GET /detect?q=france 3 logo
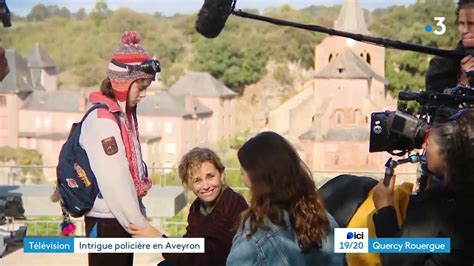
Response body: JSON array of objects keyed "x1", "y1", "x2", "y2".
[{"x1": 334, "y1": 228, "x2": 368, "y2": 253}]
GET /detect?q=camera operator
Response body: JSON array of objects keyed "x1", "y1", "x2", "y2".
[
  {"x1": 426, "y1": 0, "x2": 474, "y2": 92},
  {"x1": 372, "y1": 109, "x2": 474, "y2": 265}
]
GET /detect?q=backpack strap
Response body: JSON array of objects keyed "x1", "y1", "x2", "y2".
[
  {"x1": 82, "y1": 103, "x2": 122, "y2": 132},
  {"x1": 79, "y1": 103, "x2": 122, "y2": 200}
]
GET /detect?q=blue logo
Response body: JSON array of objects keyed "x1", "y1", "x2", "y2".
[
  {"x1": 347, "y1": 232, "x2": 354, "y2": 239},
  {"x1": 347, "y1": 232, "x2": 364, "y2": 240}
]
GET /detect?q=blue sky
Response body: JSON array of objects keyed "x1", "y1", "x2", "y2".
[{"x1": 10, "y1": 0, "x2": 418, "y2": 17}]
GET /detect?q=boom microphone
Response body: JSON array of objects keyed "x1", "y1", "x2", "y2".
[
  {"x1": 195, "y1": 0, "x2": 235, "y2": 38},
  {"x1": 195, "y1": 0, "x2": 469, "y2": 59}
]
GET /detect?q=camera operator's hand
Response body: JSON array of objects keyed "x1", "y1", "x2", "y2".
[
  {"x1": 459, "y1": 55, "x2": 474, "y2": 85},
  {"x1": 373, "y1": 175, "x2": 396, "y2": 210}
]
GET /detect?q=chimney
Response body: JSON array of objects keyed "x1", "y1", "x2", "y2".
[
  {"x1": 79, "y1": 90, "x2": 87, "y2": 112},
  {"x1": 185, "y1": 96, "x2": 197, "y2": 119}
]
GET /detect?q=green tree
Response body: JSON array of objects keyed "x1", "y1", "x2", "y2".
[
  {"x1": 26, "y1": 4, "x2": 71, "y2": 21},
  {"x1": 57, "y1": 7, "x2": 71, "y2": 18},
  {"x1": 192, "y1": 35, "x2": 268, "y2": 91},
  {"x1": 90, "y1": 0, "x2": 111, "y2": 26},
  {"x1": 273, "y1": 64, "x2": 294, "y2": 87},
  {"x1": 229, "y1": 129, "x2": 251, "y2": 150},
  {"x1": 105, "y1": 8, "x2": 156, "y2": 33},
  {"x1": 11, "y1": 13, "x2": 26, "y2": 22},
  {"x1": 369, "y1": 0, "x2": 457, "y2": 98},
  {"x1": 26, "y1": 4, "x2": 49, "y2": 22},
  {"x1": 73, "y1": 8, "x2": 87, "y2": 20},
  {"x1": 6, "y1": 1, "x2": 459, "y2": 94}
]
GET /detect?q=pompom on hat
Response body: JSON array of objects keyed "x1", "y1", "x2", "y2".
[{"x1": 107, "y1": 31, "x2": 155, "y2": 102}]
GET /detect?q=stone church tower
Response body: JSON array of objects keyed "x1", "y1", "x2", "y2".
[
  {"x1": 266, "y1": 0, "x2": 415, "y2": 183},
  {"x1": 315, "y1": 0, "x2": 384, "y2": 77}
]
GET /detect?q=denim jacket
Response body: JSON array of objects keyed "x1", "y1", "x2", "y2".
[{"x1": 227, "y1": 211, "x2": 343, "y2": 266}]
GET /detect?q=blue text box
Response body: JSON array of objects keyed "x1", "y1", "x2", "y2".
[
  {"x1": 369, "y1": 238, "x2": 450, "y2": 253},
  {"x1": 24, "y1": 237, "x2": 74, "y2": 253}
]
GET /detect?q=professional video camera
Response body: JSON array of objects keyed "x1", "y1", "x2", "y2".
[
  {"x1": 369, "y1": 85, "x2": 474, "y2": 156},
  {"x1": 369, "y1": 110, "x2": 429, "y2": 155},
  {"x1": 369, "y1": 85, "x2": 474, "y2": 187},
  {"x1": 0, "y1": 3, "x2": 26, "y2": 257},
  {"x1": 0, "y1": 195, "x2": 26, "y2": 225},
  {"x1": 0, "y1": 195, "x2": 26, "y2": 258},
  {"x1": 0, "y1": 226, "x2": 26, "y2": 258}
]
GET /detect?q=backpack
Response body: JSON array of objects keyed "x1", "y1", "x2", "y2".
[{"x1": 56, "y1": 103, "x2": 121, "y2": 218}]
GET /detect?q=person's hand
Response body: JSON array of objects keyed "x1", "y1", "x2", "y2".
[
  {"x1": 372, "y1": 175, "x2": 396, "y2": 210},
  {"x1": 459, "y1": 55, "x2": 474, "y2": 85},
  {"x1": 126, "y1": 220, "x2": 163, "y2": 238}
]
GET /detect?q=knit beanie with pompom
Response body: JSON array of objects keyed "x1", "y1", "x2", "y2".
[{"x1": 107, "y1": 31, "x2": 155, "y2": 102}]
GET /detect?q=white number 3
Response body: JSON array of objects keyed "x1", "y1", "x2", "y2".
[{"x1": 433, "y1": 17, "x2": 446, "y2": 35}]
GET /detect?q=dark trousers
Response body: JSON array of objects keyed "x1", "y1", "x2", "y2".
[{"x1": 85, "y1": 217, "x2": 133, "y2": 266}]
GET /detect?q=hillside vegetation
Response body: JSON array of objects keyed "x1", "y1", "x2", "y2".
[{"x1": 1, "y1": 0, "x2": 457, "y2": 98}]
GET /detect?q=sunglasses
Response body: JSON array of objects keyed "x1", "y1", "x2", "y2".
[{"x1": 111, "y1": 59, "x2": 161, "y2": 75}]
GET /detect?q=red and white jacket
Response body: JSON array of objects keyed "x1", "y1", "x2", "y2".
[{"x1": 79, "y1": 91, "x2": 152, "y2": 229}]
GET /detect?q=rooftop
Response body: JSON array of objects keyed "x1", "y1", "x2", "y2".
[
  {"x1": 315, "y1": 49, "x2": 385, "y2": 82},
  {"x1": 168, "y1": 72, "x2": 237, "y2": 98},
  {"x1": 0, "y1": 50, "x2": 43, "y2": 94}
]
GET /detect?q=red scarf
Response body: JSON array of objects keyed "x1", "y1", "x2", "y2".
[
  {"x1": 121, "y1": 111, "x2": 152, "y2": 198},
  {"x1": 90, "y1": 92, "x2": 152, "y2": 197}
]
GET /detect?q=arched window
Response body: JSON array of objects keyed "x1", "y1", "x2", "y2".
[
  {"x1": 336, "y1": 111, "x2": 343, "y2": 124},
  {"x1": 366, "y1": 53, "x2": 371, "y2": 64},
  {"x1": 354, "y1": 109, "x2": 361, "y2": 124},
  {"x1": 328, "y1": 53, "x2": 333, "y2": 62}
]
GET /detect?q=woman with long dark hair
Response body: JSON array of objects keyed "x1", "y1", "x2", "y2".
[
  {"x1": 227, "y1": 131, "x2": 343, "y2": 265},
  {"x1": 373, "y1": 109, "x2": 474, "y2": 265}
]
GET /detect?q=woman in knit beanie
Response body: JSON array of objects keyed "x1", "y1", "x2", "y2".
[{"x1": 80, "y1": 31, "x2": 160, "y2": 266}]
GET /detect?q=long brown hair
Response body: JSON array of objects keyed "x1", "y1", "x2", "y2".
[
  {"x1": 237, "y1": 131, "x2": 329, "y2": 252},
  {"x1": 434, "y1": 109, "x2": 474, "y2": 200},
  {"x1": 100, "y1": 77, "x2": 116, "y2": 99}
]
